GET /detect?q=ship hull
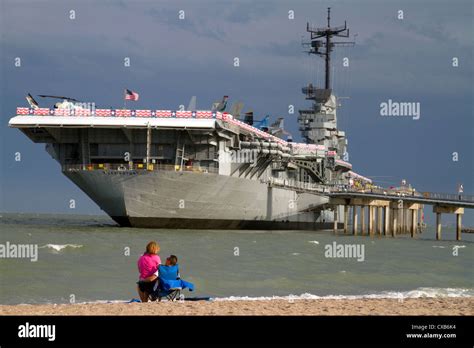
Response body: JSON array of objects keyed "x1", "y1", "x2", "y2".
[
  {"x1": 113, "y1": 216, "x2": 335, "y2": 230},
  {"x1": 63, "y1": 169, "x2": 333, "y2": 230}
]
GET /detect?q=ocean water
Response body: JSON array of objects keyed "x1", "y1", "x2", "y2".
[{"x1": 0, "y1": 213, "x2": 472, "y2": 305}]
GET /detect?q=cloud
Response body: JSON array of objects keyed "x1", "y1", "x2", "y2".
[{"x1": 0, "y1": 0, "x2": 472, "y2": 223}]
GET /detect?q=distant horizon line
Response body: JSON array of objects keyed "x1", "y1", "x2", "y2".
[
  {"x1": 0, "y1": 210, "x2": 108, "y2": 217},
  {"x1": 0, "y1": 211, "x2": 473, "y2": 228}
]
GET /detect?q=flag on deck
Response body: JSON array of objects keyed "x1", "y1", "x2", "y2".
[{"x1": 124, "y1": 89, "x2": 139, "y2": 101}]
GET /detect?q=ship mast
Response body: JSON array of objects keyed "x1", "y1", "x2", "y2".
[
  {"x1": 306, "y1": 7, "x2": 351, "y2": 89},
  {"x1": 297, "y1": 8, "x2": 355, "y2": 185}
]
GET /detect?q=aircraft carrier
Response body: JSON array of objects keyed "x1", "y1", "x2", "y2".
[{"x1": 8, "y1": 9, "x2": 372, "y2": 229}]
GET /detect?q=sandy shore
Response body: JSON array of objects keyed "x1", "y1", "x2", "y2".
[{"x1": 1, "y1": 298, "x2": 473, "y2": 316}]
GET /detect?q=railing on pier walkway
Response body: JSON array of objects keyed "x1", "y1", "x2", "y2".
[
  {"x1": 328, "y1": 187, "x2": 474, "y2": 206},
  {"x1": 419, "y1": 191, "x2": 474, "y2": 203},
  {"x1": 62, "y1": 163, "x2": 219, "y2": 174}
]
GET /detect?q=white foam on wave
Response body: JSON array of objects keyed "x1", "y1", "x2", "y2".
[
  {"x1": 308, "y1": 241, "x2": 319, "y2": 245},
  {"x1": 15, "y1": 287, "x2": 473, "y2": 306},
  {"x1": 78, "y1": 299, "x2": 129, "y2": 304},
  {"x1": 39, "y1": 244, "x2": 84, "y2": 252},
  {"x1": 214, "y1": 288, "x2": 474, "y2": 301}
]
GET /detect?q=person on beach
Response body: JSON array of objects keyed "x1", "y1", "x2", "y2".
[
  {"x1": 154, "y1": 255, "x2": 195, "y2": 298},
  {"x1": 166, "y1": 255, "x2": 178, "y2": 268},
  {"x1": 137, "y1": 241, "x2": 161, "y2": 302}
]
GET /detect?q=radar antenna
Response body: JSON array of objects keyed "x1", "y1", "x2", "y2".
[{"x1": 305, "y1": 7, "x2": 354, "y2": 89}]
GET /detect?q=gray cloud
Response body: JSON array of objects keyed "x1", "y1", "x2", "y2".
[{"x1": 0, "y1": 0, "x2": 472, "y2": 224}]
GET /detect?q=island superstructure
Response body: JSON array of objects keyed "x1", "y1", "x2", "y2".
[{"x1": 8, "y1": 9, "x2": 371, "y2": 229}]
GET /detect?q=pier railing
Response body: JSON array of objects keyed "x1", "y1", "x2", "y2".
[
  {"x1": 419, "y1": 191, "x2": 474, "y2": 202},
  {"x1": 329, "y1": 187, "x2": 474, "y2": 203},
  {"x1": 330, "y1": 186, "x2": 419, "y2": 196},
  {"x1": 272, "y1": 183, "x2": 474, "y2": 203}
]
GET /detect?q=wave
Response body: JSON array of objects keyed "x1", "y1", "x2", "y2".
[
  {"x1": 39, "y1": 244, "x2": 84, "y2": 252},
  {"x1": 433, "y1": 245, "x2": 466, "y2": 249},
  {"x1": 12, "y1": 287, "x2": 473, "y2": 306},
  {"x1": 214, "y1": 287, "x2": 474, "y2": 301},
  {"x1": 308, "y1": 241, "x2": 319, "y2": 244}
]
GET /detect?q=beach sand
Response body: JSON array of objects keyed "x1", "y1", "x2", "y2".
[{"x1": 1, "y1": 298, "x2": 473, "y2": 316}]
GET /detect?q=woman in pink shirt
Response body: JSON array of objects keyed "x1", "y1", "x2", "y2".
[{"x1": 137, "y1": 241, "x2": 161, "y2": 302}]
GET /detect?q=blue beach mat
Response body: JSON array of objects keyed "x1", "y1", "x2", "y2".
[{"x1": 127, "y1": 297, "x2": 212, "y2": 303}]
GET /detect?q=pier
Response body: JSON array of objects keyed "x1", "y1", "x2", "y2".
[{"x1": 328, "y1": 190, "x2": 474, "y2": 241}]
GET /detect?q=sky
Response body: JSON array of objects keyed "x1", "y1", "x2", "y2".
[{"x1": 0, "y1": 0, "x2": 472, "y2": 224}]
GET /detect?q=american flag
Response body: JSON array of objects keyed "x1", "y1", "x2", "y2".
[{"x1": 124, "y1": 89, "x2": 139, "y2": 101}]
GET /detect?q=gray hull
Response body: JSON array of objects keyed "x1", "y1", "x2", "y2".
[{"x1": 64, "y1": 169, "x2": 332, "y2": 229}]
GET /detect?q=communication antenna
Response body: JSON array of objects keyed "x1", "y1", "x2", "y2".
[{"x1": 304, "y1": 7, "x2": 354, "y2": 89}]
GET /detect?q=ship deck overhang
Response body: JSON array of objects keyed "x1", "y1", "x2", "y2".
[{"x1": 8, "y1": 116, "x2": 217, "y2": 130}]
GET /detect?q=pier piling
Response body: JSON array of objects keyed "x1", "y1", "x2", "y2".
[
  {"x1": 377, "y1": 207, "x2": 383, "y2": 235},
  {"x1": 397, "y1": 208, "x2": 401, "y2": 234},
  {"x1": 343, "y1": 205, "x2": 349, "y2": 234},
  {"x1": 408, "y1": 209, "x2": 412, "y2": 234},
  {"x1": 402, "y1": 209, "x2": 406, "y2": 234},
  {"x1": 361, "y1": 206, "x2": 366, "y2": 235},
  {"x1": 384, "y1": 206, "x2": 390, "y2": 236},
  {"x1": 392, "y1": 209, "x2": 397, "y2": 238},
  {"x1": 436, "y1": 212, "x2": 442, "y2": 240},
  {"x1": 368, "y1": 206, "x2": 374, "y2": 236},
  {"x1": 411, "y1": 209, "x2": 416, "y2": 238},
  {"x1": 352, "y1": 206, "x2": 358, "y2": 235},
  {"x1": 456, "y1": 213, "x2": 462, "y2": 241},
  {"x1": 433, "y1": 205, "x2": 464, "y2": 241},
  {"x1": 328, "y1": 193, "x2": 470, "y2": 241},
  {"x1": 418, "y1": 207, "x2": 423, "y2": 232}
]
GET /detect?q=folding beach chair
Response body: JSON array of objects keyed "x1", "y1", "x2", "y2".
[{"x1": 150, "y1": 264, "x2": 194, "y2": 302}]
